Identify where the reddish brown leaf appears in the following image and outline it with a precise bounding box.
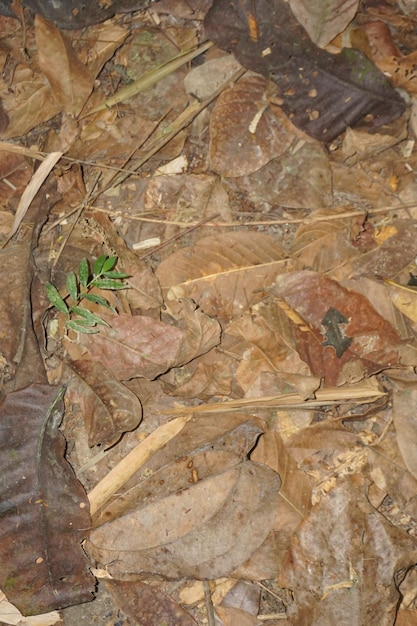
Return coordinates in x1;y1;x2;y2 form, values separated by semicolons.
105;580;197;626
272;271;403;385
209;75;293;177
64;360;142;447
79;304;220;381
0;385;95;615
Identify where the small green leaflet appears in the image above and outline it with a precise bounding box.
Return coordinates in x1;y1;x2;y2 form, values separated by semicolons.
45;282;69;314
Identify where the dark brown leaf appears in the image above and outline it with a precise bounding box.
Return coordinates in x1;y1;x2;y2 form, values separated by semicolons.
0;385;95;615
205;0;405;141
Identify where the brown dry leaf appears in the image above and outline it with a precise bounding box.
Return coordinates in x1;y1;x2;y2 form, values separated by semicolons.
63;360;142;448
393;389;417;481
209;75;294;177
280;477;417;625
78;303;220;381
384;279;417;324
156;231;294;320
291;209;362;272
272;270;403;385
105;580;197;626
339;127;405;166
0;65;60;139
234;139;333;210
224;311;289;394
346;219;417;280
82;22;129;78
87;415;281;579
35;16;94;116
88;460;280;580
396;609;417;625
184;53;243;100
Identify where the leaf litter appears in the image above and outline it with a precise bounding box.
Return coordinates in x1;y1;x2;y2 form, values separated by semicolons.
2;0;417;624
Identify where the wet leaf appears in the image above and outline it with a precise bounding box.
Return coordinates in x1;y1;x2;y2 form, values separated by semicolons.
0;385;95;615
205;0;405;141
64;359;142;447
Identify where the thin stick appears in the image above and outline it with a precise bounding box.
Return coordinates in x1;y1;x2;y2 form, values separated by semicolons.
203;581;216;626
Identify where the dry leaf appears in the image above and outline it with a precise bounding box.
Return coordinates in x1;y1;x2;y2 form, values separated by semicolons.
209;75;294;177
156;231;294;320
35;15;94;116
289;0;359;47
64;360;142;447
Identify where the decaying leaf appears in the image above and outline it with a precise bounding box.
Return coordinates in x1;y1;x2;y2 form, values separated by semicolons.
0;385;95;615
105;579;197;626
87;414;281;579
63;360;142;447
209;75;294;177
205;0;405;141
272;271;403;385
280;477;417;625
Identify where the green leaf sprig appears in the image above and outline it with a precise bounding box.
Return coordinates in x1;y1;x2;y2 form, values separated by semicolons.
45;255;130;334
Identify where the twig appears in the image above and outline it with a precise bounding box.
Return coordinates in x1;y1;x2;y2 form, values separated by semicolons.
203;581;216;626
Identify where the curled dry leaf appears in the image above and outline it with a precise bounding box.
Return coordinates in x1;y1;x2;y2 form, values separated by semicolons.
209;75;294;177
393;389;417;481
0;385;95;615
35;15;94;116
63;359;142;447
272;270;403;385
79;303;221;381
156;231;295;320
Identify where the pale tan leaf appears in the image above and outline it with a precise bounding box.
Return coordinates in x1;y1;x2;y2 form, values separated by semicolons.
289;0;359;47
384;279;417;324
88;414;192;519
35;15;94;116
393;389;417;480
156;231;296;320
0;590;61;625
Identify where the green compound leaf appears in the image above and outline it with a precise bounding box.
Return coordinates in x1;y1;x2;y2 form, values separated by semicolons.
67;320;100;334
93;278;128;290
102;271;131;279
101;255;118;273
45;282;69;314
66;271;78;301
82;293;116;312
70;306;109;326
78;259;89;288
93;255;108;276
